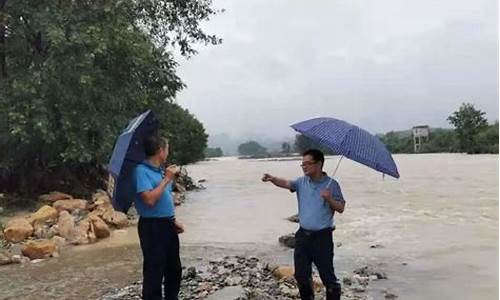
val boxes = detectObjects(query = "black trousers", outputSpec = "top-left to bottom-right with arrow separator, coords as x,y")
294,227 -> 341,300
138,217 -> 182,300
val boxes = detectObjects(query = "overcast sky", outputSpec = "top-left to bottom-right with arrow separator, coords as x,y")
175,0 -> 498,143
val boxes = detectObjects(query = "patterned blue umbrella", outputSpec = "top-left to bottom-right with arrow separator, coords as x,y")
291,117 -> 400,179
108,110 -> 159,212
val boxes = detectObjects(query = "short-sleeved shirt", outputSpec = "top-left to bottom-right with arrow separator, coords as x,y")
290,174 -> 344,231
134,161 -> 175,218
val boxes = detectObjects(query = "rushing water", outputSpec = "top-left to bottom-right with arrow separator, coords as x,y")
0,154 -> 498,300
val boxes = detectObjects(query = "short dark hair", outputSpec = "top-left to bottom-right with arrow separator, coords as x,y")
144,134 -> 168,157
302,149 -> 324,167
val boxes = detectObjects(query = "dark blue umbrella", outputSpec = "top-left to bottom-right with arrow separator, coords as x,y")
108,110 -> 159,212
291,117 -> 400,179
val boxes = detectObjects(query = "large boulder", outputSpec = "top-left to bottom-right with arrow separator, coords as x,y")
89,216 -> 110,239
102,210 -> 128,228
21,239 -> 57,259
39,191 -> 73,203
29,205 -> 58,227
56,211 -> 78,241
74,218 -> 97,245
53,199 -> 88,213
3,218 -> 34,243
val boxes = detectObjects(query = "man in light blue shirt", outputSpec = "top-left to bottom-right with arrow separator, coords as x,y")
134,134 -> 184,300
262,149 -> 345,300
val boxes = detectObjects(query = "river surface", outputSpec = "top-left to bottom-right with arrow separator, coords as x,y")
0,154 -> 498,300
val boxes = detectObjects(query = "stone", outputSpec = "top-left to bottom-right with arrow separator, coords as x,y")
384,289 -> 398,299
53,199 -> 88,213
206,286 -> 245,300
39,192 -> 72,203
29,205 -> 58,227
0,252 -> 12,265
33,224 -> 56,239
272,266 -> 295,281
102,210 -> 128,228
175,183 -> 187,194
89,215 -> 111,239
286,214 -> 299,223
3,218 -> 34,243
186,266 -> 197,279
21,240 -> 57,260
92,190 -> 111,205
74,218 -> 97,245
312,276 -> 324,290
52,236 -> 67,248
278,233 -> 295,248
56,211 -> 78,241
173,193 -> 183,206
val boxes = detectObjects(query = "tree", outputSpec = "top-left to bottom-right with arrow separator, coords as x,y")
0,1 -> 219,196
205,147 -> 223,158
294,134 -> 335,155
474,121 -> 499,154
379,131 -> 413,153
238,141 -> 268,156
281,142 -> 292,153
447,103 -> 488,154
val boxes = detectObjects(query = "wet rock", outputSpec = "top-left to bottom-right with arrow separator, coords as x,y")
384,289 -> 398,299
57,211 -> 78,241
33,224 -> 56,239
89,216 -> 111,239
53,199 -> 88,213
353,265 -> 387,280
74,218 -> 97,245
102,210 -> 128,228
92,190 -> 111,205
10,254 -> 30,264
206,286 -> 245,299
175,183 -> 187,194
39,192 -> 72,203
272,266 -> 294,281
278,233 -> 295,248
3,218 -> 34,243
186,266 -> 197,279
29,205 -> 58,227
352,274 -> 369,286
173,192 -> 183,206
21,239 -> 57,260
0,252 -> 12,265
286,214 -> 299,223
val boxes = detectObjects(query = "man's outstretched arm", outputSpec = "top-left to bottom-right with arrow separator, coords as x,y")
262,173 -> 293,190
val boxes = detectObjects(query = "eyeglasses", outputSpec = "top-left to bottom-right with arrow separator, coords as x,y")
300,161 -> 317,167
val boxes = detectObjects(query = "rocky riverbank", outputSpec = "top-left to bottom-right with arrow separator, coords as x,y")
0,171 -> 203,266
102,255 -> 398,299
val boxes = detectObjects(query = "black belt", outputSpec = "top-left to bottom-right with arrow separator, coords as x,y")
299,226 -> 335,236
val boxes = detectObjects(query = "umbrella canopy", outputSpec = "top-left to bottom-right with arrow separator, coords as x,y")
108,110 -> 159,212
291,117 -> 400,179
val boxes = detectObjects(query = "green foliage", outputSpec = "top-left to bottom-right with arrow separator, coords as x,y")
378,131 -> 414,153
294,134 -> 336,155
0,0 -> 218,195
205,147 -> 223,158
474,122 -> 499,154
238,141 -> 268,156
447,103 -> 489,154
419,129 -> 459,153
